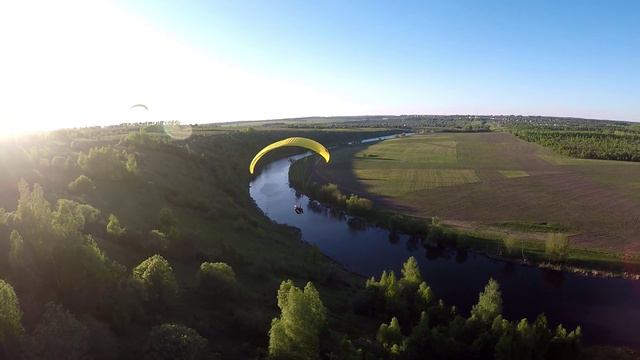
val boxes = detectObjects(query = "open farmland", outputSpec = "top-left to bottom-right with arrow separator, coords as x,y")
311,132 -> 640,255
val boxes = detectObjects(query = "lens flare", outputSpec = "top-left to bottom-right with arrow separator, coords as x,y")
163,121 -> 192,140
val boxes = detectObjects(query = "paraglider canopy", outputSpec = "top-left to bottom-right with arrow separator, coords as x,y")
249,137 -> 330,174
129,104 -> 149,111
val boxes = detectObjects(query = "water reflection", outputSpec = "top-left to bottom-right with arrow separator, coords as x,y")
307,199 -> 323,214
347,217 -> 367,231
250,153 -> 640,349
455,248 -> 469,263
541,268 -> 565,288
405,235 -> 419,251
501,262 -> 515,277
388,231 -> 400,245
425,245 -> 444,261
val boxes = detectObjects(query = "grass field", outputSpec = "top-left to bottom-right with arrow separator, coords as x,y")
498,170 -> 529,178
311,132 -> 640,256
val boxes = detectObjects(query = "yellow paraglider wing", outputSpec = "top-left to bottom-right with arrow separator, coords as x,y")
249,137 -> 330,174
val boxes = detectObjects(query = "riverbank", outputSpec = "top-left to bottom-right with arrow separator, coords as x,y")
289,154 -> 640,279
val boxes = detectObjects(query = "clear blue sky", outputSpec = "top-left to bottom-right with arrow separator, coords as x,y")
117,0 -> 639,122
1,0 -> 638,132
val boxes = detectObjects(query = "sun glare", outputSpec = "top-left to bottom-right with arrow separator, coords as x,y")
0,0 -> 365,136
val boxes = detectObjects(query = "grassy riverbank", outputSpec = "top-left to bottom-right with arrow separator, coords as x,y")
289,133 -> 640,275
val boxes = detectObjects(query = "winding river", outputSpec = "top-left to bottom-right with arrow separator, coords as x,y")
249,150 -> 640,349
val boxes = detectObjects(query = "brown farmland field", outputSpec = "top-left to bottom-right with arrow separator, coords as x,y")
310,132 -> 640,255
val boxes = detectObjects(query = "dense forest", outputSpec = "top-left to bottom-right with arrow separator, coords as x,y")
509,127 -> 640,162
0,123 -> 634,359
222,115 -> 640,163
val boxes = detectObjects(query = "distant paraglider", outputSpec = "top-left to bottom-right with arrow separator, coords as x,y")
249,137 -> 330,174
129,104 -> 149,111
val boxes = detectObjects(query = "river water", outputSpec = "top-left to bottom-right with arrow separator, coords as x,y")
249,151 -> 640,348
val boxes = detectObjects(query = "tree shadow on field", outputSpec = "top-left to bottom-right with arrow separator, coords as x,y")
310,143 -> 416,214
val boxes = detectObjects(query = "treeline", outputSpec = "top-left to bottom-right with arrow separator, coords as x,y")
511,127 -> 640,162
272,114 -> 638,134
289,157 -> 375,216
266,257 -> 583,359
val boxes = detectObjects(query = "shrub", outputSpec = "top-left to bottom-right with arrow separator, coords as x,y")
317,183 -> 346,205
346,194 -> 373,215
503,236 -> 519,256
545,233 -> 569,262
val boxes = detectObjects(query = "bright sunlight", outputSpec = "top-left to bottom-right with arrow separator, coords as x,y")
0,0 -> 358,136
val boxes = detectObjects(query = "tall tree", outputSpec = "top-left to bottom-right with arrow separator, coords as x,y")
8,230 -> 24,271
376,317 -> 402,349
0,280 -> 23,344
400,256 -> 422,287
268,280 -> 327,360
470,278 -> 503,324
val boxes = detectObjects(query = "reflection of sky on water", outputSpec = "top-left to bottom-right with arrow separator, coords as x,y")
250,153 -> 640,349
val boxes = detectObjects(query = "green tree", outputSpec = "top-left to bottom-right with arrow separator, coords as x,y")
548,324 -> 582,360
376,317 -> 402,349
14,180 -> 53,243
530,314 -> 552,360
133,255 -> 178,310
126,153 -> 138,174
11,181 -> 118,312
400,256 -> 422,287
8,230 -> 24,270
106,214 -> 126,237
415,282 -> 434,312
68,175 -> 95,194
197,262 -> 236,298
268,280 -> 327,360
470,278 -> 503,323
0,280 -> 23,343
23,303 -> 90,360
494,325 -> 517,360
145,323 -> 207,360
77,146 -> 127,180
